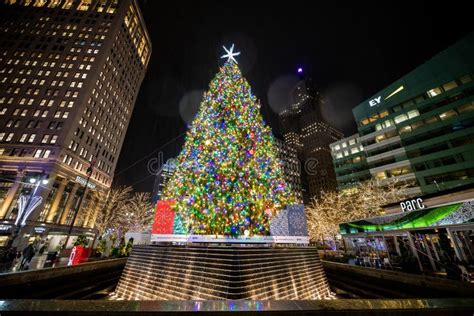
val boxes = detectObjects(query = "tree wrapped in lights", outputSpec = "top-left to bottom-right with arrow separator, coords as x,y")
306,179 -> 410,242
163,49 -> 295,236
120,192 -> 155,232
95,186 -> 132,237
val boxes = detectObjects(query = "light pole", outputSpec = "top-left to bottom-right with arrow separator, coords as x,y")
7,173 -> 49,249
62,156 -> 96,250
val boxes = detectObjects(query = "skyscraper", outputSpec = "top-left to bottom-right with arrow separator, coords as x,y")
280,78 -> 343,202
151,159 -> 176,203
274,137 -> 303,203
0,0 -> 151,248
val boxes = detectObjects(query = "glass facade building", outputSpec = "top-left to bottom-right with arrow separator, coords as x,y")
331,32 -> 474,196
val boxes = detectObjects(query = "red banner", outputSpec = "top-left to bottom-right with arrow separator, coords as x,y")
152,200 -> 176,234
67,245 -> 89,266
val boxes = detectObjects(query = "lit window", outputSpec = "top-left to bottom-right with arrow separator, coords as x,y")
394,113 -> 408,124
50,135 -> 58,144
427,87 -> 442,98
442,81 -> 457,92
399,125 -> 412,134
350,147 -> 359,154
43,150 -> 51,158
34,149 -> 42,158
407,109 -> 419,119
28,134 -> 36,143
41,134 -> 49,143
19,133 -> 28,142
439,109 -> 457,121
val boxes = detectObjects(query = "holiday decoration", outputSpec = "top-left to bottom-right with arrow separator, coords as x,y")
152,200 -> 176,234
163,45 -> 295,236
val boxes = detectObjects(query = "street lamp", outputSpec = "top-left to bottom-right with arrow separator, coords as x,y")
7,172 -> 49,249
62,153 -> 97,251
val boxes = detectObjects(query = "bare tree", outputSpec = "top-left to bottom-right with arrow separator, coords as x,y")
95,186 -> 133,237
119,192 -> 154,233
306,179 -> 411,242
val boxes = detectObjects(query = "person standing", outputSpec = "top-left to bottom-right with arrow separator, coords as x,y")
19,244 -> 35,271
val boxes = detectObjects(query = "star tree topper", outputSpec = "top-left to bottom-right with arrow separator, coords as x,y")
221,44 -> 240,64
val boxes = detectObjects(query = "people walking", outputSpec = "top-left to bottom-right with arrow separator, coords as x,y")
19,244 -> 36,271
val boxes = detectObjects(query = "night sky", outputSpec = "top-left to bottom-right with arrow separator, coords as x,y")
114,0 -> 473,191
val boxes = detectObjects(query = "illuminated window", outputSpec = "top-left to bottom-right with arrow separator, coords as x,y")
19,133 -> 28,142
375,134 -> 386,143
28,134 -> 36,143
427,87 -> 442,98
41,134 -> 49,143
399,125 -> 412,134
394,113 -> 408,124
442,81 -> 458,92
350,147 -> 359,154
50,135 -> 58,144
407,109 -> 419,119
439,109 -> 457,120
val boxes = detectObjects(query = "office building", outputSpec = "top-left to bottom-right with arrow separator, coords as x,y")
331,33 -> 474,197
280,78 -> 343,202
0,0 -> 151,248
274,137 -> 303,203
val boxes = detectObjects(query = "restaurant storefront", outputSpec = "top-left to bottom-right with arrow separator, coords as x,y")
340,200 -> 474,272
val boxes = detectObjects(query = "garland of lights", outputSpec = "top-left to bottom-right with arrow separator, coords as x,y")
163,49 -> 295,236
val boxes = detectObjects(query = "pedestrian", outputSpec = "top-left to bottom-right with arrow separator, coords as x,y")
4,247 -> 17,272
20,244 -> 36,271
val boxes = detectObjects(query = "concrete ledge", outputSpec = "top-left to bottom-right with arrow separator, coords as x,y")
0,258 -> 127,299
323,261 -> 474,297
0,299 -> 473,315
0,258 -> 127,286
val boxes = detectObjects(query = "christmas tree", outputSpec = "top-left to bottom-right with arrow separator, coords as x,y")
163,45 -> 295,236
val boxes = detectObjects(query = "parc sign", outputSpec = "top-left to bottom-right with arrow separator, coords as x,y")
400,198 -> 425,212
